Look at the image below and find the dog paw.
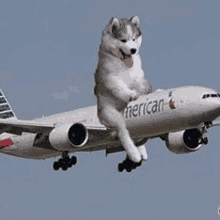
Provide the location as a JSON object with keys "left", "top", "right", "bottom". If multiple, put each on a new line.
{"left": 129, "top": 90, "right": 139, "bottom": 101}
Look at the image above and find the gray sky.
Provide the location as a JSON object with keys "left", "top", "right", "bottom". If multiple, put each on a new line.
{"left": 0, "top": 0, "right": 220, "bottom": 219}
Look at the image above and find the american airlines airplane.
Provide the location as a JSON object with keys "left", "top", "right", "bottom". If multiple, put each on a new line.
{"left": 0, "top": 86, "right": 220, "bottom": 173}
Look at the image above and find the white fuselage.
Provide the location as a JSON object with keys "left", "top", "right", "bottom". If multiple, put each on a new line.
{"left": 1, "top": 86, "right": 220, "bottom": 160}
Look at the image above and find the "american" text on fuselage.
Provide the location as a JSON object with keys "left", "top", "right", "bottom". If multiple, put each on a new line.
{"left": 123, "top": 98, "right": 164, "bottom": 118}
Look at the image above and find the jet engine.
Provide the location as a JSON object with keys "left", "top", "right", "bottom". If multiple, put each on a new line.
{"left": 49, "top": 123, "right": 89, "bottom": 151}
{"left": 165, "top": 129, "right": 203, "bottom": 154}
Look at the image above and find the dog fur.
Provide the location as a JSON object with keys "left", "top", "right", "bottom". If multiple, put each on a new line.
{"left": 94, "top": 16, "right": 152, "bottom": 162}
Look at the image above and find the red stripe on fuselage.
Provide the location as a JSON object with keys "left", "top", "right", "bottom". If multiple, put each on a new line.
{"left": 0, "top": 139, "right": 14, "bottom": 149}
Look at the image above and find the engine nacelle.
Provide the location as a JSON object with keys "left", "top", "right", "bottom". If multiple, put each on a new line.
{"left": 165, "top": 129, "right": 203, "bottom": 154}
{"left": 49, "top": 123, "right": 89, "bottom": 151}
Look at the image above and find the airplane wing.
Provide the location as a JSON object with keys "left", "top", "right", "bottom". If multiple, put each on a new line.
{"left": 0, "top": 119, "right": 55, "bottom": 135}
{"left": 85, "top": 125, "right": 107, "bottom": 130}
{"left": 0, "top": 119, "right": 108, "bottom": 135}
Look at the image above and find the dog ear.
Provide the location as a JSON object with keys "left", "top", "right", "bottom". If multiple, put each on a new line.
{"left": 109, "top": 17, "right": 120, "bottom": 34}
{"left": 130, "top": 16, "right": 139, "bottom": 26}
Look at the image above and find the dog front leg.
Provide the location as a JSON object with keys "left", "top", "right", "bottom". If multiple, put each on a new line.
{"left": 98, "top": 104, "right": 141, "bottom": 163}
{"left": 137, "top": 79, "right": 153, "bottom": 95}
{"left": 107, "top": 78, "right": 139, "bottom": 103}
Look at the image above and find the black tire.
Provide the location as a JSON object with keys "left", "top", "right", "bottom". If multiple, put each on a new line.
{"left": 123, "top": 158, "right": 131, "bottom": 167}
{"left": 67, "top": 160, "right": 72, "bottom": 168}
{"left": 53, "top": 161, "right": 60, "bottom": 171}
{"left": 124, "top": 158, "right": 132, "bottom": 172}
{"left": 58, "top": 158, "right": 63, "bottom": 165}
{"left": 71, "top": 156, "right": 77, "bottom": 165}
{"left": 136, "top": 161, "right": 142, "bottom": 167}
{"left": 118, "top": 163, "right": 124, "bottom": 172}
{"left": 62, "top": 164, "right": 68, "bottom": 171}
{"left": 131, "top": 162, "right": 137, "bottom": 170}
{"left": 203, "top": 137, "right": 208, "bottom": 145}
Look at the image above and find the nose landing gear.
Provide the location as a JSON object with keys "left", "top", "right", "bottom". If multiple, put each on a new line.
{"left": 199, "top": 136, "right": 208, "bottom": 146}
{"left": 202, "top": 137, "right": 208, "bottom": 145}
{"left": 53, "top": 151, "right": 77, "bottom": 171}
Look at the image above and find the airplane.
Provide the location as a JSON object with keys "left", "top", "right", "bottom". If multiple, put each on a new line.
{"left": 0, "top": 85, "right": 220, "bottom": 173}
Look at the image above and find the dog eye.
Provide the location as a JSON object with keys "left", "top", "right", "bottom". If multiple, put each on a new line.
{"left": 132, "top": 38, "right": 136, "bottom": 41}
{"left": 121, "top": 39, "right": 127, "bottom": 43}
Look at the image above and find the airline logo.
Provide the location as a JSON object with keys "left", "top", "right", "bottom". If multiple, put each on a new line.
{"left": 169, "top": 99, "right": 176, "bottom": 109}
{"left": 0, "top": 139, "right": 14, "bottom": 149}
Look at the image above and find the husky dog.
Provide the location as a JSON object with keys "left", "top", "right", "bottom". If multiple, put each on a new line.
{"left": 94, "top": 16, "right": 152, "bottom": 163}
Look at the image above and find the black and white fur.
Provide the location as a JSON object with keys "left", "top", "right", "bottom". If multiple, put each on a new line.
{"left": 94, "top": 16, "right": 152, "bottom": 163}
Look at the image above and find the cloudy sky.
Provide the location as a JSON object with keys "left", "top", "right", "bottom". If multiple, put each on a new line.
{"left": 0, "top": 0, "right": 220, "bottom": 219}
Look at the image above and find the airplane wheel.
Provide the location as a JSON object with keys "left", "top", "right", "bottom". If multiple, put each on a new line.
{"left": 132, "top": 163, "right": 137, "bottom": 170}
{"left": 59, "top": 158, "right": 64, "bottom": 165}
{"left": 71, "top": 156, "right": 77, "bottom": 165}
{"left": 118, "top": 163, "right": 124, "bottom": 172}
{"left": 136, "top": 161, "right": 142, "bottom": 167}
{"left": 203, "top": 137, "right": 208, "bottom": 145}
{"left": 67, "top": 160, "right": 72, "bottom": 168}
{"left": 62, "top": 164, "right": 68, "bottom": 171}
{"left": 126, "top": 167, "right": 132, "bottom": 172}
{"left": 123, "top": 158, "right": 130, "bottom": 167}
{"left": 53, "top": 161, "right": 60, "bottom": 171}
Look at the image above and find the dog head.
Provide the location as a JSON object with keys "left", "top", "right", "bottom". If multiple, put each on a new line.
{"left": 101, "top": 16, "right": 142, "bottom": 68}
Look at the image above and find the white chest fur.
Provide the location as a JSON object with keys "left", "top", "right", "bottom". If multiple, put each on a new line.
{"left": 118, "top": 54, "right": 144, "bottom": 85}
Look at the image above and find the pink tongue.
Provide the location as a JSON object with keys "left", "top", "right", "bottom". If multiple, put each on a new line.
{"left": 124, "top": 56, "right": 133, "bottom": 68}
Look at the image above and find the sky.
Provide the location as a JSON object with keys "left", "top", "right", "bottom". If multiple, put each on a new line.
{"left": 0, "top": 0, "right": 220, "bottom": 219}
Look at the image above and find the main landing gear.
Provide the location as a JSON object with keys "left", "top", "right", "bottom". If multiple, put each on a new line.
{"left": 53, "top": 151, "right": 77, "bottom": 171}
{"left": 118, "top": 156, "right": 142, "bottom": 173}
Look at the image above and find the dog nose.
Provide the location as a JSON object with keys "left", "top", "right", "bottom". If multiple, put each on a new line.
{"left": 130, "top": 48, "right": 136, "bottom": 54}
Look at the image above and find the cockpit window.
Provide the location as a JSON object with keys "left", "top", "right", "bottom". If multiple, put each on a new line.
{"left": 202, "top": 93, "right": 220, "bottom": 99}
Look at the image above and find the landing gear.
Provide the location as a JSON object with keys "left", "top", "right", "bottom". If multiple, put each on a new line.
{"left": 118, "top": 157, "right": 142, "bottom": 173}
{"left": 204, "top": 122, "right": 212, "bottom": 129}
{"left": 198, "top": 136, "right": 208, "bottom": 146}
{"left": 53, "top": 151, "right": 77, "bottom": 171}
{"left": 202, "top": 137, "right": 208, "bottom": 145}
{"left": 53, "top": 161, "right": 60, "bottom": 171}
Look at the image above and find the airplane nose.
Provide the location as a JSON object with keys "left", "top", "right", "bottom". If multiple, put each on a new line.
{"left": 205, "top": 99, "right": 220, "bottom": 115}
{"left": 130, "top": 48, "right": 136, "bottom": 54}
{"left": 199, "top": 99, "right": 220, "bottom": 121}
{"left": 216, "top": 101, "right": 220, "bottom": 111}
